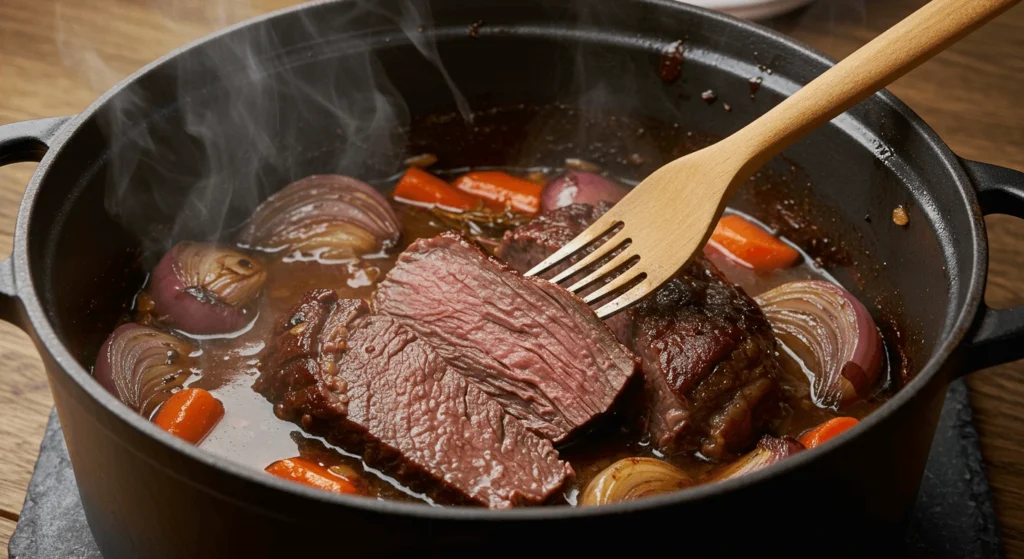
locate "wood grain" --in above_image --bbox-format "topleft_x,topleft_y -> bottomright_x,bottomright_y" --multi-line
0,0 -> 1022,556
0,323 -> 51,518
0,519 -> 15,559
740,0 -> 1021,168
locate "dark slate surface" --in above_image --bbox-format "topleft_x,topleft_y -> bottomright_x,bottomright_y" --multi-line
905,380 -> 1003,557
7,409 -> 101,559
8,379 -> 1003,558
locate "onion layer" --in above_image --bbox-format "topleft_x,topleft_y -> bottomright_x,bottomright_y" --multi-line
541,172 -> 628,212
580,457 -> 690,506
755,280 -> 883,409
94,323 -> 195,418
709,435 -> 805,482
150,242 -> 267,335
238,174 -> 401,261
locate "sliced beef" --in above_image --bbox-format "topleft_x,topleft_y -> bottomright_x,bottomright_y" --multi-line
374,231 -> 638,444
253,290 -> 365,422
496,201 -> 632,344
255,290 -> 573,508
497,204 -> 782,460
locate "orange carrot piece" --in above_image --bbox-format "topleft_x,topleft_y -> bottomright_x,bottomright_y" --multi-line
798,417 -> 859,448
265,457 -> 359,495
707,215 -> 800,271
452,171 -> 543,214
153,388 -> 224,445
393,167 -> 480,211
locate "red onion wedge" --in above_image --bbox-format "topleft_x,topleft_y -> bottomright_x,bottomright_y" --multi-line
755,280 -> 883,409
94,323 -> 195,418
541,171 -> 628,212
238,174 -> 401,261
150,242 -> 267,335
709,435 -> 805,482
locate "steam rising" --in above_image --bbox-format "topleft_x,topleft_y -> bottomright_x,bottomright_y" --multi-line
57,0 -> 469,263
53,0 -> 865,268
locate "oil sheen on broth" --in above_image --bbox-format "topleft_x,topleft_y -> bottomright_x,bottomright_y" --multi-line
147,168 -> 892,506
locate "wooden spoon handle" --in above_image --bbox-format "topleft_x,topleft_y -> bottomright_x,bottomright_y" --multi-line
728,0 -> 1020,175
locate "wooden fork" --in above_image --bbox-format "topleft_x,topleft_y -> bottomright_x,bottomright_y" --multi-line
525,0 -> 1020,319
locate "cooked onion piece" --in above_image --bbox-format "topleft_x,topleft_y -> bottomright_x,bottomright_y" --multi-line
427,207 -> 533,252
755,280 -> 883,409
239,174 -> 401,261
709,436 -> 805,482
580,457 -> 690,506
94,323 -> 195,418
150,242 -> 267,335
541,171 -> 628,212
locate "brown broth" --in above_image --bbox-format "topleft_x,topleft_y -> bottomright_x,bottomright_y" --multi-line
136,169 -> 891,507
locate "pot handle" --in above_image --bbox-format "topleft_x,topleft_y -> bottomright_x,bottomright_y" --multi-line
0,116 -> 72,325
961,158 -> 1024,373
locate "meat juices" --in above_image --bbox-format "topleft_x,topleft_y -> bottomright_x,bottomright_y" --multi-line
375,232 -> 639,443
498,203 -> 782,459
255,289 -> 573,508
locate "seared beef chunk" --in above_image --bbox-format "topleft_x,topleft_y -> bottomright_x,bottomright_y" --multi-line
632,263 -> 781,459
255,290 -> 573,508
497,204 -> 782,460
374,232 -> 639,443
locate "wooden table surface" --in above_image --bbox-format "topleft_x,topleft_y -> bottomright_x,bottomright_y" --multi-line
1,0 -> 1022,556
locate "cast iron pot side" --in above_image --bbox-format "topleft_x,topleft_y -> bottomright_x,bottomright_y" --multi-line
2,1 -> 1023,557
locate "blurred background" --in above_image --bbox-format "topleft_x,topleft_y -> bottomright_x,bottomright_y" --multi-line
0,0 -> 1022,556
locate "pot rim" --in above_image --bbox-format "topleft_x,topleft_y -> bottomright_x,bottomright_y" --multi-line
11,0 -> 987,520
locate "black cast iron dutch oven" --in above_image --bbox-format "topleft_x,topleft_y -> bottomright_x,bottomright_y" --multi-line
2,0 -> 1023,557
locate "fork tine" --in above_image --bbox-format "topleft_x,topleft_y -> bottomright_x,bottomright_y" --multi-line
593,278 -> 653,319
524,218 -> 622,277
582,267 -> 645,305
565,248 -> 638,294
549,230 -> 629,284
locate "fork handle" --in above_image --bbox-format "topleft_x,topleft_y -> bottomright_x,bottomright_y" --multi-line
727,0 -> 1020,176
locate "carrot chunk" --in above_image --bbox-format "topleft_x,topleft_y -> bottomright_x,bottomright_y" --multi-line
152,388 -> 224,445
452,171 -> 543,214
393,167 -> 481,211
707,215 -> 800,271
798,417 -> 859,448
265,457 -> 359,495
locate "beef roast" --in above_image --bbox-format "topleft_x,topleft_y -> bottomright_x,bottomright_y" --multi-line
631,263 -> 781,459
495,201 -> 633,344
255,289 -> 573,508
374,232 -> 638,444
253,291 -> 365,422
497,201 -> 615,276
498,204 -> 782,459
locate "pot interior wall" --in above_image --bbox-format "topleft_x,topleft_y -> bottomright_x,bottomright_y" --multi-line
28,0 -> 972,393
